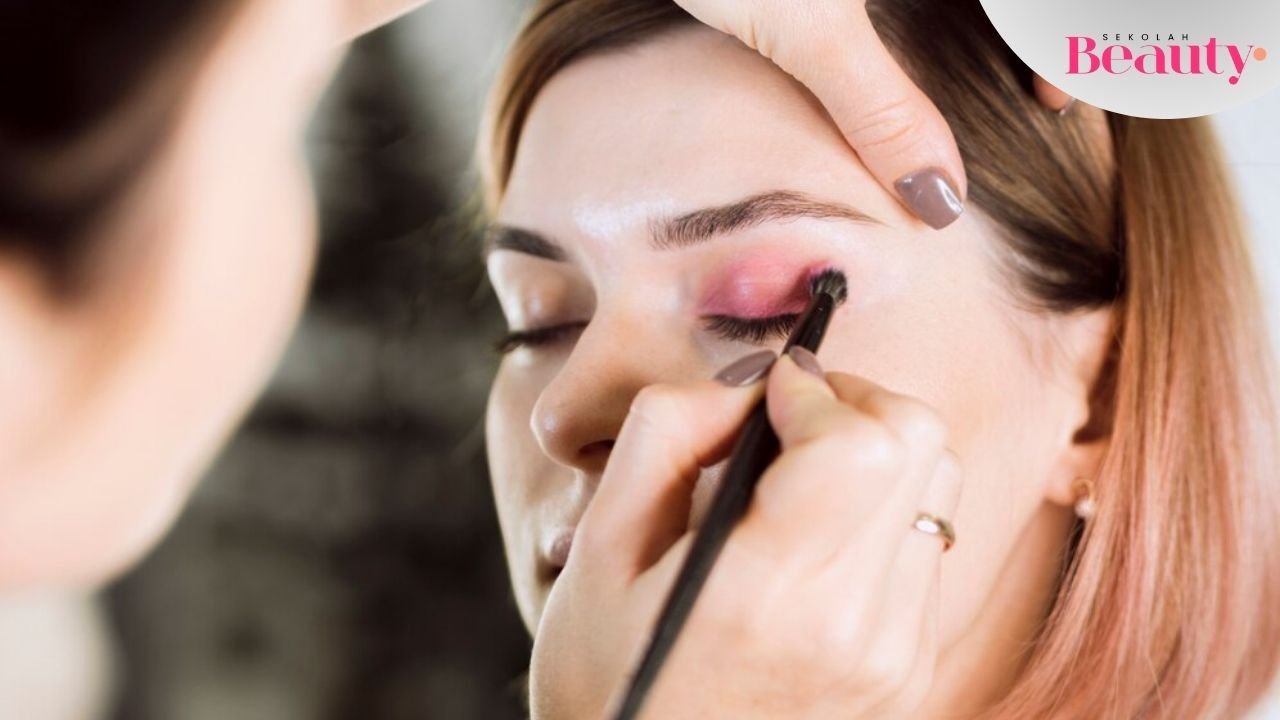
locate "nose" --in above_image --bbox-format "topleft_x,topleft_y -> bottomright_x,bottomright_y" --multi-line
530,320 -> 671,475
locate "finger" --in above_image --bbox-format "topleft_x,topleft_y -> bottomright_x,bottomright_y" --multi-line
904,450 -> 964,557
578,352 -> 774,576
824,371 -> 950,560
339,0 -> 428,42
865,566 -> 940,716
630,532 -> 696,623
670,2 -> 967,228
733,354 -> 913,566
763,351 -> 840,451
825,372 -> 948,459
842,451 -> 961,706
1032,73 -> 1076,115
854,449 -> 961,618
785,11 -> 968,229
762,356 -> 947,517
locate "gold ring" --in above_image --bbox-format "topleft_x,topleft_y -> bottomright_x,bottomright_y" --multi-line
912,512 -> 956,552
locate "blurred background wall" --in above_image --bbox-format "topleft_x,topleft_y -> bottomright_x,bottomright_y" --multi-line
97,1 -> 1280,719
106,2 -> 533,719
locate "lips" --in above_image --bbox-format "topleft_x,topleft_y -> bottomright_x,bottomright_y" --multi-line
535,466 -> 727,586
540,526 -> 576,580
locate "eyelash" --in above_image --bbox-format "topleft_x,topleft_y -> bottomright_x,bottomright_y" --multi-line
494,322 -> 587,354
494,314 -> 800,354
701,314 -> 801,343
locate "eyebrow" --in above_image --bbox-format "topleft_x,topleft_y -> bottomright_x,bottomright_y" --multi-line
655,190 -> 881,249
484,190 -> 880,260
484,224 -> 567,261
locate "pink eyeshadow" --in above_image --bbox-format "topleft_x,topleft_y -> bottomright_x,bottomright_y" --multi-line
700,259 -> 838,318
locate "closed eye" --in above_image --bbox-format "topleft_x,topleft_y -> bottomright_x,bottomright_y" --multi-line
702,314 -> 800,344
495,314 -> 801,354
494,322 -> 587,354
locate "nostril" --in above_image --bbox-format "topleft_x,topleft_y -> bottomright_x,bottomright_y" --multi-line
581,439 -> 615,456
578,439 -> 615,471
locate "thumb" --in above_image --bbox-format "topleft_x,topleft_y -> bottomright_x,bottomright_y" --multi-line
676,1 -> 967,229
779,9 -> 967,229
576,351 -> 773,578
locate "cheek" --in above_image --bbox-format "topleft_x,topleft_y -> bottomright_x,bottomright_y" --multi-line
486,364 -> 552,631
486,367 -> 538,521
932,331 -> 1061,626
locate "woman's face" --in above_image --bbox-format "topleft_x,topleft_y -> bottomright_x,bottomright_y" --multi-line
486,26 -> 1092,645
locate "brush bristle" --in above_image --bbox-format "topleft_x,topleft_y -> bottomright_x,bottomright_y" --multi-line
808,268 -> 848,305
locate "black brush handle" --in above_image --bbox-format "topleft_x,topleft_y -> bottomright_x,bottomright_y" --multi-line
781,291 -> 835,357
609,403 -> 776,720
610,291 -> 836,720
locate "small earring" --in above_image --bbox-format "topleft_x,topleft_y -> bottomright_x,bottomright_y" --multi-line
1072,477 -> 1097,520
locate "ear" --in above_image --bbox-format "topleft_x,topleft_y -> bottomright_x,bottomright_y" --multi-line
1042,306 -> 1117,510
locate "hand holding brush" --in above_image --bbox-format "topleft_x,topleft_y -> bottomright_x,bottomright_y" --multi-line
528,273 -> 964,719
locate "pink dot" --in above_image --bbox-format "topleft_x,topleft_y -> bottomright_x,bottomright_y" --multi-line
1256,47 -> 1268,61
1230,76 -> 1240,85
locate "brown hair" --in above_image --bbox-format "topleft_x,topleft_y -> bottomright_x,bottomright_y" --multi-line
480,1 -> 1280,717
0,0 -> 245,293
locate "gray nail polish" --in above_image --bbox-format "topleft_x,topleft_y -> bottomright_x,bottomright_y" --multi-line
894,167 -> 964,230
714,350 -> 777,386
787,347 -> 824,378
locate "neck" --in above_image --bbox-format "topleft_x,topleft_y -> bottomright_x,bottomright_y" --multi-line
918,501 -> 1076,718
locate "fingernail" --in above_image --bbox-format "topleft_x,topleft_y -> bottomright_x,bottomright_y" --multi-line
1057,97 -> 1077,116
787,347 -> 824,378
893,167 -> 964,230
714,350 -> 777,386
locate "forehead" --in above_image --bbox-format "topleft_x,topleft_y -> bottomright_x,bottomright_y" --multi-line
499,25 -> 910,234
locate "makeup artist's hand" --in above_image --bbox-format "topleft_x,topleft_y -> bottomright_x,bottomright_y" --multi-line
671,0 -> 1077,229
529,349 -> 964,719
340,0 -> 429,41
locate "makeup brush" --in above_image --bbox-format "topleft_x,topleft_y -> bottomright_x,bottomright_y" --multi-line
611,268 -> 849,720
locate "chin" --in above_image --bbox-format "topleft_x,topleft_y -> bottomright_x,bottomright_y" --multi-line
0,476 -> 192,591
